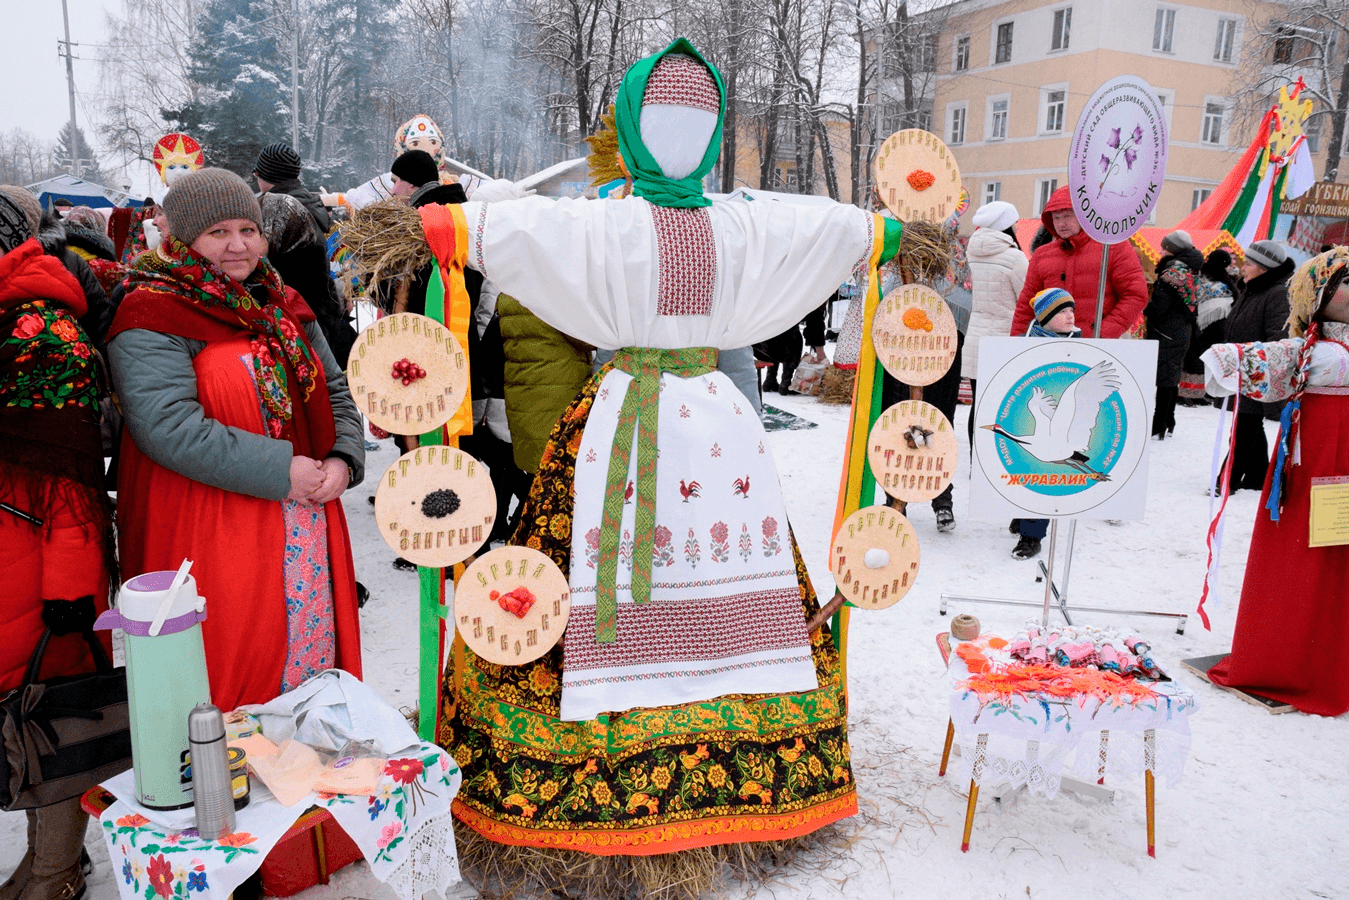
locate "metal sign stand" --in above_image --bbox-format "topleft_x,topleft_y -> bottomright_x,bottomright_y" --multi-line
941,246 -> 1188,634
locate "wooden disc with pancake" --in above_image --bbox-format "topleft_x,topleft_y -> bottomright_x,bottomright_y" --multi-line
872,283 -> 957,386
347,313 -> 468,436
830,505 -> 920,611
872,129 -> 962,223
374,445 -> 496,568
868,400 -> 957,502
456,547 -> 571,665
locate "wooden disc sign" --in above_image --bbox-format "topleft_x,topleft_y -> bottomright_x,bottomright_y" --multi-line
868,399 -> 956,502
872,284 -> 957,386
830,505 -> 920,610
456,547 -> 572,665
374,446 -> 496,568
347,313 -> 468,435
872,129 -> 962,223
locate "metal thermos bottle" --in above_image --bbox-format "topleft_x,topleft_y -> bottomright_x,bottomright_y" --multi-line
187,704 -> 236,840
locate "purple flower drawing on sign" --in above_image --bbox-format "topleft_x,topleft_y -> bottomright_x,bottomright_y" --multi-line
1097,123 -> 1146,198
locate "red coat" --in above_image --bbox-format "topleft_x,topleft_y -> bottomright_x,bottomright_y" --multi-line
1009,187 -> 1148,339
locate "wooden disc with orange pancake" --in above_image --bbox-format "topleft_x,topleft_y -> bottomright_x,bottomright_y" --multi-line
455,547 -> 572,665
868,399 -> 957,502
830,506 -> 920,611
872,129 -> 962,223
374,445 -> 496,568
347,313 -> 468,436
872,283 -> 957,386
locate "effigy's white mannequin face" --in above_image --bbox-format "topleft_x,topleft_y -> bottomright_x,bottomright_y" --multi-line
1321,278 -> 1349,324
639,106 -> 717,180
406,134 -> 442,158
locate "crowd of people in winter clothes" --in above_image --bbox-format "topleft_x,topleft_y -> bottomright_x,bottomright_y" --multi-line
2,116 -> 1344,897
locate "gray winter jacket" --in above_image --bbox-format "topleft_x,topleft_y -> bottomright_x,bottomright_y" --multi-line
109,321 -> 364,500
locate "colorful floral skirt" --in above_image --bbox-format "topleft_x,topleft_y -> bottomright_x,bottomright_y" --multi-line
438,373 -> 856,855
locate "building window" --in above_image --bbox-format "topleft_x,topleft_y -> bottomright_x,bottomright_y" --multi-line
1153,88 -> 1174,131
920,33 -> 938,72
1191,188 -> 1212,211
1201,102 -> 1224,145
989,97 -> 1009,140
995,22 -> 1014,64
1153,8 -> 1175,52
1051,7 -> 1072,51
916,102 -> 934,132
1214,18 -> 1237,62
949,103 -> 967,145
1273,26 -> 1294,64
955,35 -> 970,71
1305,114 -> 1322,153
1043,88 -> 1066,133
983,181 -> 1001,204
1034,177 -> 1059,216
882,101 -> 904,134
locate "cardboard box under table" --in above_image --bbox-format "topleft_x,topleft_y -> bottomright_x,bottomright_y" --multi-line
937,633 -> 1197,855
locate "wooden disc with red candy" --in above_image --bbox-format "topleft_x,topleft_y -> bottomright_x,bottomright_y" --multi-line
346,313 -> 468,436
455,547 -> 571,665
871,283 -> 957,386
830,505 -> 920,611
867,399 -> 957,502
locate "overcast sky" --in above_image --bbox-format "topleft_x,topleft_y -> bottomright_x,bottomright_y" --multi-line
3,1 -> 114,148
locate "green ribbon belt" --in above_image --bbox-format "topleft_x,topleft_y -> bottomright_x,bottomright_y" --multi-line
595,346 -> 719,643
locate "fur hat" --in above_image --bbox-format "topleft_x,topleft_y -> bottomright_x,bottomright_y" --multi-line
254,142 -> 303,184
391,150 -> 440,188
972,200 -> 1019,232
1031,287 -> 1075,328
1161,229 -> 1193,252
162,168 -> 264,247
1245,240 -> 1288,270
0,185 -> 42,240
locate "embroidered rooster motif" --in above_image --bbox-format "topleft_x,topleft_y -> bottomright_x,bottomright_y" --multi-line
732,475 -> 751,498
679,479 -> 702,502
624,480 -> 634,503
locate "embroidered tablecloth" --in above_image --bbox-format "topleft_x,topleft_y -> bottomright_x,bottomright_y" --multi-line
947,637 -> 1198,798
95,741 -> 460,899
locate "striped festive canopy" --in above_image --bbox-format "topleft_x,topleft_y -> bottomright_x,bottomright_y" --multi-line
1178,80 -> 1316,245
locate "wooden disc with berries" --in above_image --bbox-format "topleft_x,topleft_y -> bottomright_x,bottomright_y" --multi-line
867,399 -> 957,503
346,312 -> 468,436
872,128 -> 962,223
455,547 -> 572,665
830,505 -> 920,611
374,445 -> 497,568
871,283 -> 957,386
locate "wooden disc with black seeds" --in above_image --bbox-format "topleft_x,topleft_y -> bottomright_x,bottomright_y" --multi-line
374,445 -> 496,567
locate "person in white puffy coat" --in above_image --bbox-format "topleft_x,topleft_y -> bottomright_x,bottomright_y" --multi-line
963,201 -> 1028,444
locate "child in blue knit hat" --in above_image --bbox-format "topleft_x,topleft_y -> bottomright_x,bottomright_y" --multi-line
1027,287 -> 1082,338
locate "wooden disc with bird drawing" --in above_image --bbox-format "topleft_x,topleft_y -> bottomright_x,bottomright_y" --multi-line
868,400 -> 957,502
872,284 -> 957,386
456,547 -> 571,665
347,312 -> 468,436
830,505 -> 920,611
374,445 -> 496,568
872,129 -> 962,223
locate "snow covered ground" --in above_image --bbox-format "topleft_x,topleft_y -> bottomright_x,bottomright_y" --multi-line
29,383 -> 1349,899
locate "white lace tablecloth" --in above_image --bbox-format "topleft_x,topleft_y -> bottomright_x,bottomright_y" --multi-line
947,641 -> 1198,799
95,741 -> 460,899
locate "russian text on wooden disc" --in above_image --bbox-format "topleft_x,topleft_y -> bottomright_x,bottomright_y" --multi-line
872,283 -> 957,386
374,445 -> 496,567
872,129 -> 962,223
347,313 -> 467,435
830,505 -> 920,611
456,547 -> 572,665
868,400 -> 957,502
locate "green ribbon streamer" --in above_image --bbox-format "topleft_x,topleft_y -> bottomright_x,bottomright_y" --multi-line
416,265 -> 448,742
1221,157 -> 1266,237
614,37 -> 726,209
594,347 -> 718,643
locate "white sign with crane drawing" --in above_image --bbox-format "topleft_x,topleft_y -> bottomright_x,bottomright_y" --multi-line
970,338 -> 1156,520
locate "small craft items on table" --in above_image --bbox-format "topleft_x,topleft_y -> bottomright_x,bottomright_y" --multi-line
89,671 -> 463,900
939,625 -> 1197,856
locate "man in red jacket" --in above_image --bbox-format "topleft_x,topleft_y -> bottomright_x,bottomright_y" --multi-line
1009,186 -> 1148,339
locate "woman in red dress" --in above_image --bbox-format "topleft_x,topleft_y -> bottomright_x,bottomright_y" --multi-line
107,169 -> 365,712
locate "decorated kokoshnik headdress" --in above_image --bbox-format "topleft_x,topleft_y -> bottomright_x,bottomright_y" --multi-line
614,38 -> 726,209
152,133 -> 205,186
1265,245 -> 1349,521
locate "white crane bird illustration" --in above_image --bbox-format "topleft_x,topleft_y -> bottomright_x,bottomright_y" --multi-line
981,360 -> 1122,481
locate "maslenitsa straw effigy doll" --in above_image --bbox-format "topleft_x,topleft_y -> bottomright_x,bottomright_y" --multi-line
349,38 -> 904,898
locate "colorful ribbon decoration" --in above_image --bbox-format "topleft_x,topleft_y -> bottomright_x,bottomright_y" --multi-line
594,347 -> 718,643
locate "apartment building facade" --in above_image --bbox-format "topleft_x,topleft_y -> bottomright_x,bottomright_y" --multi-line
922,0 -> 1338,230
